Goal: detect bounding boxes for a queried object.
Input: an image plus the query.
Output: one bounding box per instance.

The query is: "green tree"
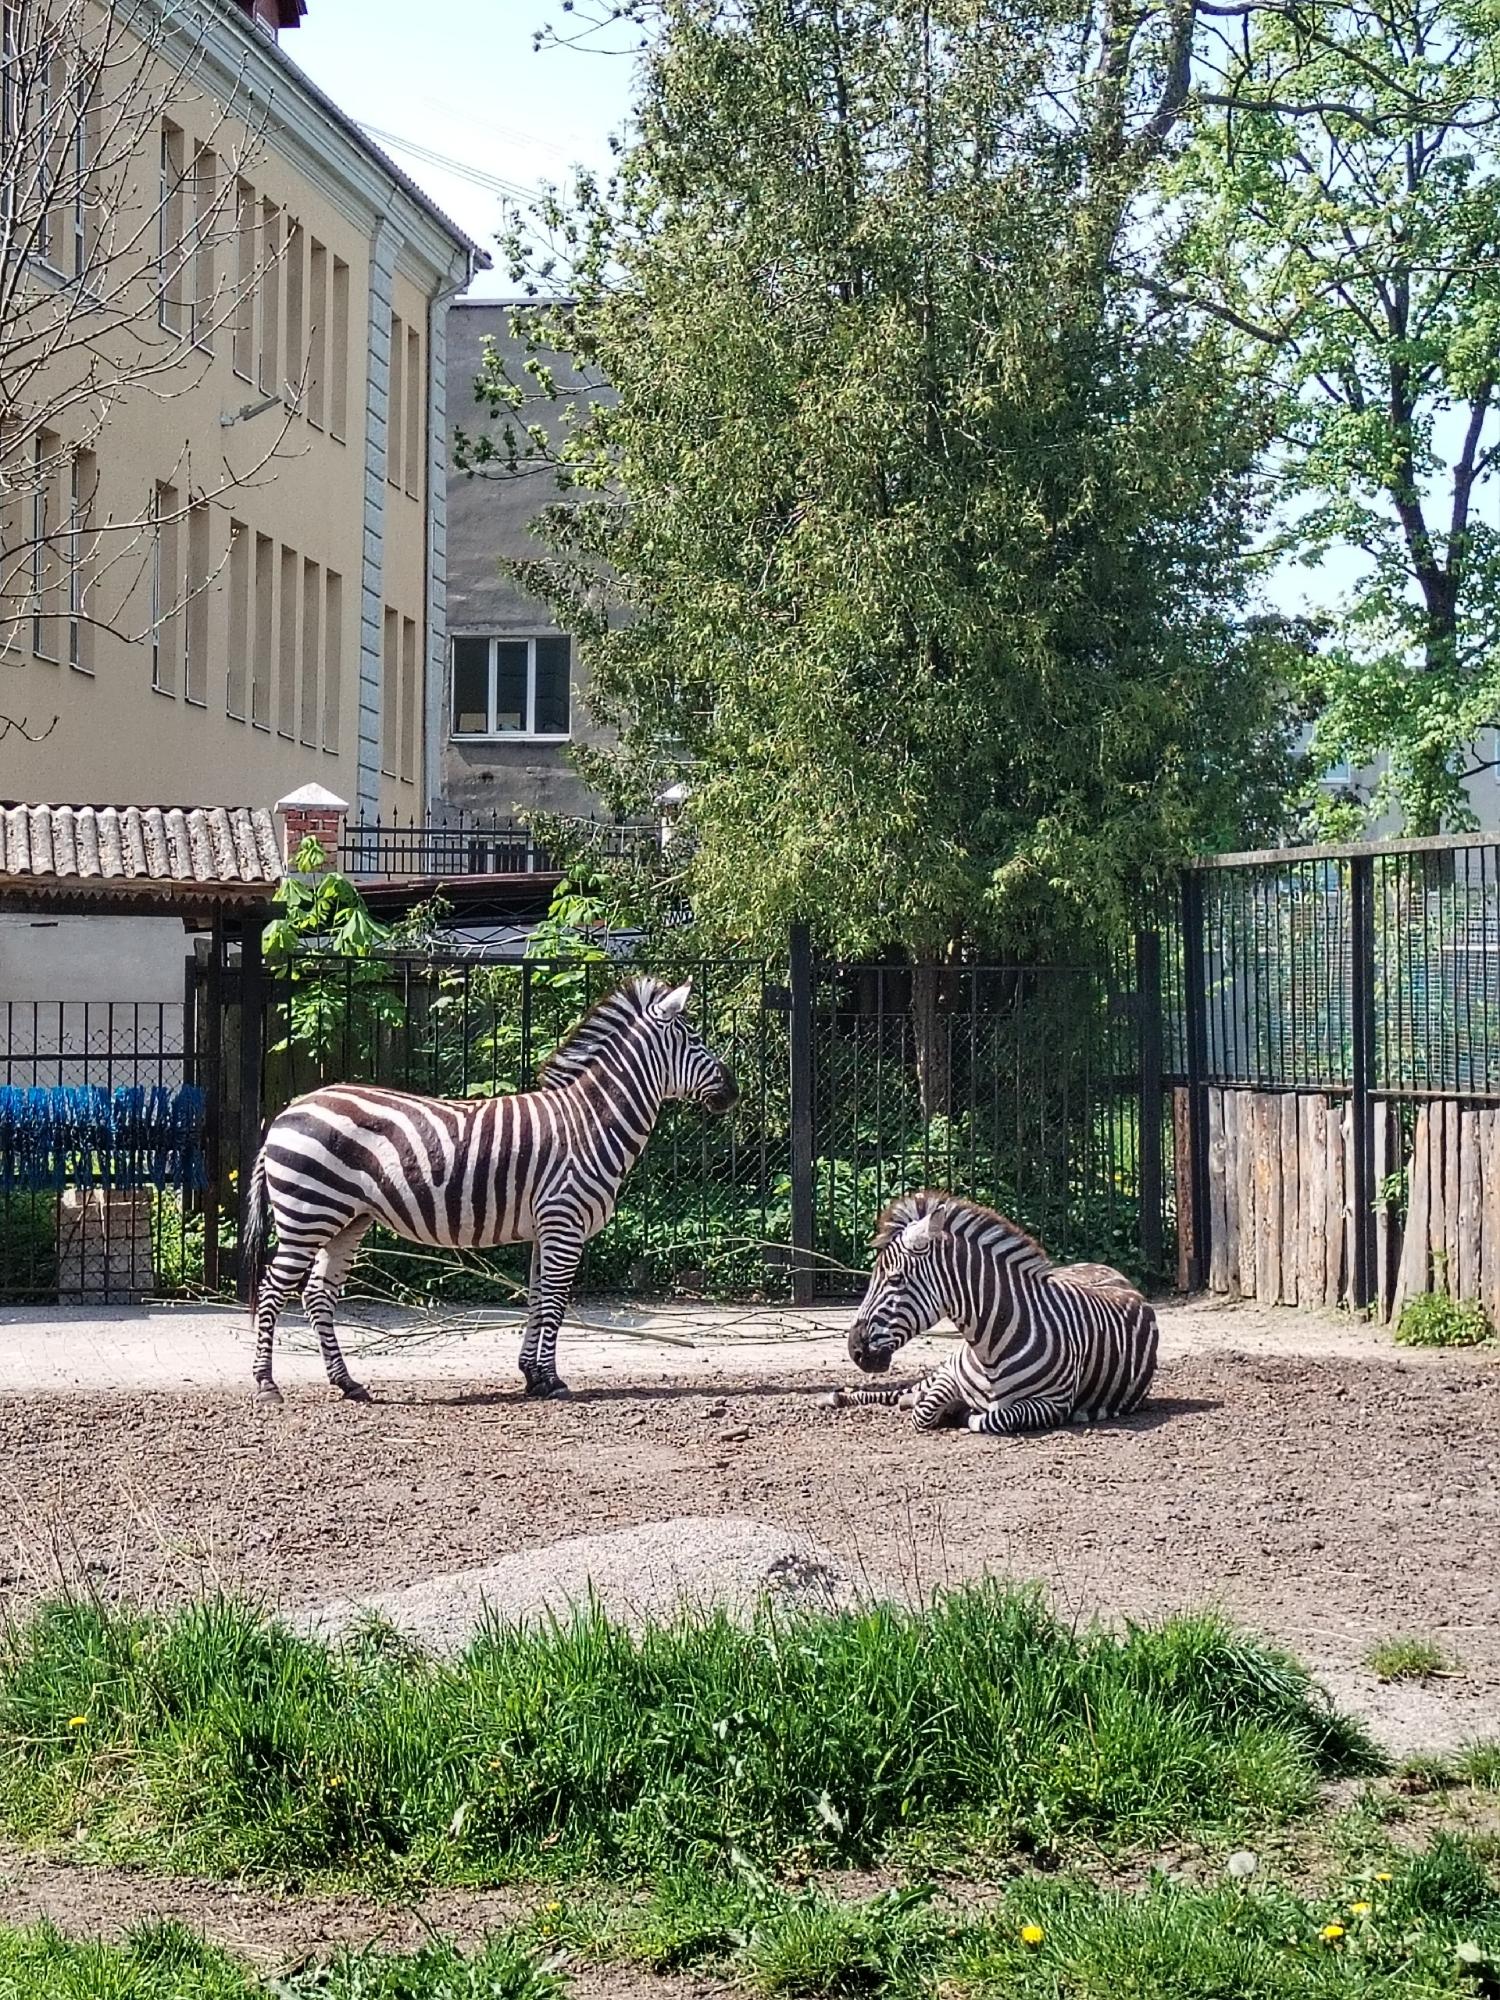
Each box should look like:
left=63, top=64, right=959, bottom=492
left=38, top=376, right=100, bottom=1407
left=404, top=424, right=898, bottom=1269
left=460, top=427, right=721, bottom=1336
left=465, top=0, right=1294, bottom=1109
left=1172, top=0, right=1500, bottom=834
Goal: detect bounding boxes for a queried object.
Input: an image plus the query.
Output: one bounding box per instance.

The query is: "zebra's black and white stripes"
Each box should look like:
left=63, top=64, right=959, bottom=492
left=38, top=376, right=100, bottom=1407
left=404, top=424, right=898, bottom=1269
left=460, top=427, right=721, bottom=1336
left=242, top=977, right=737, bottom=1403
left=833, top=1191, right=1158, bottom=1435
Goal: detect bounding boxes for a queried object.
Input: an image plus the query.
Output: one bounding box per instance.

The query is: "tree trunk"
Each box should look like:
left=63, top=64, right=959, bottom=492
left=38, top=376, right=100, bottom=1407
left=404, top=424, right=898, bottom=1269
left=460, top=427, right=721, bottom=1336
left=911, top=959, right=951, bottom=1121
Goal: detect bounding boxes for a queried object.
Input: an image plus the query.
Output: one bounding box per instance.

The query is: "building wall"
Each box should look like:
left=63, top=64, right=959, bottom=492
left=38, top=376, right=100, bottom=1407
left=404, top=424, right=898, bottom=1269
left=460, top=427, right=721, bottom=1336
left=440, top=302, right=608, bottom=820
left=0, top=0, right=474, bottom=824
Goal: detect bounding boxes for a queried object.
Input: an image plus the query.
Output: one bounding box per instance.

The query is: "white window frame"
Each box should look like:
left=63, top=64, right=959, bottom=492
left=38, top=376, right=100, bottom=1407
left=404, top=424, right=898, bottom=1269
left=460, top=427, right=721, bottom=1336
left=450, top=633, right=571, bottom=743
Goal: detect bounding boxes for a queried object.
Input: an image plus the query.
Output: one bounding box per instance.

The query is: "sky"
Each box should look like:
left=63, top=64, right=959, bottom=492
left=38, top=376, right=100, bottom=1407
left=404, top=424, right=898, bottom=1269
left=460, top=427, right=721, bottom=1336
left=287, top=0, right=639, bottom=294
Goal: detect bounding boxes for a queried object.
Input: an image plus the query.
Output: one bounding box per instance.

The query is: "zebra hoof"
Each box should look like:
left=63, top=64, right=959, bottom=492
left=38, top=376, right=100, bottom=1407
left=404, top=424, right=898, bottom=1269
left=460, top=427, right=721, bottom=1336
left=822, top=1389, right=846, bottom=1409
left=524, top=1374, right=570, bottom=1400
left=337, top=1379, right=372, bottom=1403
left=254, top=1380, right=283, bottom=1406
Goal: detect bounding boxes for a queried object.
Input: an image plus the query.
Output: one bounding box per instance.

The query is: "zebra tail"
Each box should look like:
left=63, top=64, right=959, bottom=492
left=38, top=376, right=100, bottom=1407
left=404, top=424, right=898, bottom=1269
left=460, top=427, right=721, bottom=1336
left=243, top=1147, right=271, bottom=1307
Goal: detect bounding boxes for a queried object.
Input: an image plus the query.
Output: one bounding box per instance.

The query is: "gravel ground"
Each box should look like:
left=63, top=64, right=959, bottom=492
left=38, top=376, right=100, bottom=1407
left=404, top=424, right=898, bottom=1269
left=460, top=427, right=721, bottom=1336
left=1, top=1297, right=1497, bottom=1755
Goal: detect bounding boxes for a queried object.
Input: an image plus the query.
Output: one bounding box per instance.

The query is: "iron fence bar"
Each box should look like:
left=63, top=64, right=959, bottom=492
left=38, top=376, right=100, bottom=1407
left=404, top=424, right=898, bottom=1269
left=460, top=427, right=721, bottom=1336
left=1180, top=872, right=1211, bottom=1291
left=789, top=922, right=816, bottom=1307
left=1136, top=928, right=1164, bottom=1284
left=1349, top=853, right=1377, bottom=1312
left=235, top=916, right=267, bottom=1303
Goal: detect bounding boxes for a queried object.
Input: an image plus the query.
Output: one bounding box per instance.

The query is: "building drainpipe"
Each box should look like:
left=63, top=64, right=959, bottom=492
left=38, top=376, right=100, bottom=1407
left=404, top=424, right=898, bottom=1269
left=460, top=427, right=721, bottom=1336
left=423, top=251, right=481, bottom=819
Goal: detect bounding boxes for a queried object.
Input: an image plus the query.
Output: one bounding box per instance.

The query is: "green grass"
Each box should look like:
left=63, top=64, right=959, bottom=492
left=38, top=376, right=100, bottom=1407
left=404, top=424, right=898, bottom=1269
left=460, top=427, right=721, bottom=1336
left=0, top=1586, right=1377, bottom=1884
left=1394, top=1293, right=1494, bottom=1347
left=0, top=1921, right=563, bottom=1999
left=1366, top=1635, right=1452, bottom=1682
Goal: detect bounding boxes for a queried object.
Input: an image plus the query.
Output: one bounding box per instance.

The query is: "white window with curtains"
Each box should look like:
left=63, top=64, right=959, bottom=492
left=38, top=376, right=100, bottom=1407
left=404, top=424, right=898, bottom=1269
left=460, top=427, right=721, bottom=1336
left=450, top=634, right=571, bottom=741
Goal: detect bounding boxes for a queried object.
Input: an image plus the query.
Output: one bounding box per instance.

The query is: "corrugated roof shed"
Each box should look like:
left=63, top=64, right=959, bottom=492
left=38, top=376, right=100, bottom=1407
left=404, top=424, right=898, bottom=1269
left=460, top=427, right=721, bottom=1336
left=0, top=804, right=282, bottom=898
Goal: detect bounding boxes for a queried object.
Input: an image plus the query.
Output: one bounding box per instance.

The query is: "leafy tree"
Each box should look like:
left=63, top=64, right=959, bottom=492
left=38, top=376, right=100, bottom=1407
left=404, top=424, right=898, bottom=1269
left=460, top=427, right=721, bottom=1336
left=468, top=0, right=1296, bottom=1035
left=1172, top=0, right=1500, bottom=834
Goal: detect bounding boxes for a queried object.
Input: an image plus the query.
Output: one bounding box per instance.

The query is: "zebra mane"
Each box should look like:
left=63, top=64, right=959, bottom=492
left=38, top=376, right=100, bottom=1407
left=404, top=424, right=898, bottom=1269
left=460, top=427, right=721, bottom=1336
left=537, top=976, right=675, bottom=1090
left=873, top=1190, right=1053, bottom=1272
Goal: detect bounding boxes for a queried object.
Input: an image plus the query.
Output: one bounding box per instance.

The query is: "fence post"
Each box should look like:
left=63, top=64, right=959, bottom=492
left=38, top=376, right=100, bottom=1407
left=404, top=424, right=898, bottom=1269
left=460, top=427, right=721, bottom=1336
left=788, top=921, right=816, bottom=1307
left=1349, top=852, right=1377, bottom=1312
left=234, top=913, right=268, bottom=1304
left=1180, top=871, right=1211, bottom=1291
left=1135, top=928, right=1164, bottom=1285
left=202, top=917, right=225, bottom=1292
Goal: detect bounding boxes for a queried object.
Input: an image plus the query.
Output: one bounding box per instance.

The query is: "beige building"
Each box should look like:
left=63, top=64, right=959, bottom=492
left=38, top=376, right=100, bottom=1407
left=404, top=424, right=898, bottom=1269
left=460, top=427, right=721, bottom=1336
left=0, top=0, right=484, bottom=827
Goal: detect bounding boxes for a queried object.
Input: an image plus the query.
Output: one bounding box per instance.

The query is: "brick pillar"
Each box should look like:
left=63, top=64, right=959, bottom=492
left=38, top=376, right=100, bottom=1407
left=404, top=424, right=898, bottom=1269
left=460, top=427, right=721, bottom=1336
left=274, top=786, right=349, bottom=870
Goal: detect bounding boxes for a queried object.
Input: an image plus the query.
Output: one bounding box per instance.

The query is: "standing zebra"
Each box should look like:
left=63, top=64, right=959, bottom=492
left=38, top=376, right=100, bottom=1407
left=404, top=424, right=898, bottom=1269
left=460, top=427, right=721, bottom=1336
left=830, top=1191, right=1158, bottom=1435
left=243, top=977, right=737, bottom=1404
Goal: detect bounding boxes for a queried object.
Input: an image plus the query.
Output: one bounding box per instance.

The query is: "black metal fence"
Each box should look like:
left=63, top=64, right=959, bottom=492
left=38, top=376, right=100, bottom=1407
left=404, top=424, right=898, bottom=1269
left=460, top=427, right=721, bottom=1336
left=1168, top=832, right=1500, bottom=1305
left=0, top=999, right=208, bottom=1303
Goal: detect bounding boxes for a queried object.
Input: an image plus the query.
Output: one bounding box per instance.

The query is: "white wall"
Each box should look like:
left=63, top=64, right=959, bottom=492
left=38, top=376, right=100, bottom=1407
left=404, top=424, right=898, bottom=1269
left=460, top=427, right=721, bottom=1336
left=0, top=915, right=191, bottom=1003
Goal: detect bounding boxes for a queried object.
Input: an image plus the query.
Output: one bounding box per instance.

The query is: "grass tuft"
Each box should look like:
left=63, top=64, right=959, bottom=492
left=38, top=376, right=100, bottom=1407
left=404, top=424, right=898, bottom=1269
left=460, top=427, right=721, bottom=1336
left=1365, top=1636, right=1451, bottom=1682
left=0, top=1586, right=1379, bottom=1884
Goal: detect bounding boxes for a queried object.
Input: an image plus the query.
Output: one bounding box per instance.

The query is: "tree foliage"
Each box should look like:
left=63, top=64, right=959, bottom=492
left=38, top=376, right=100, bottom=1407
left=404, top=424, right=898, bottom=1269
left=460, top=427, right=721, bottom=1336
left=466, top=0, right=1297, bottom=964
left=1172, top=0, right=1500, bottom=834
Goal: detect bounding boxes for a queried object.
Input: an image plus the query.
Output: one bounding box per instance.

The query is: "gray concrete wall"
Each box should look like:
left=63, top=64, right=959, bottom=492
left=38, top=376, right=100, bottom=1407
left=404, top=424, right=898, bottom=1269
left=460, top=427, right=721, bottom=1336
left=442, top=302, right=609, bottom=819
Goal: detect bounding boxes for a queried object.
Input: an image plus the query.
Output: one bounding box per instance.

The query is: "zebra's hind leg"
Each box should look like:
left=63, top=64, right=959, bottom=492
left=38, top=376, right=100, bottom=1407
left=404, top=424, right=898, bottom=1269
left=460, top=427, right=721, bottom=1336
left=252, top=1247, right=314, bottom=1404
left=303, top=1219, right=373, bottom=1401
left=966, top=1395, right=1074, bottom=1437
left=518, top=1225, right=584, bottom=1399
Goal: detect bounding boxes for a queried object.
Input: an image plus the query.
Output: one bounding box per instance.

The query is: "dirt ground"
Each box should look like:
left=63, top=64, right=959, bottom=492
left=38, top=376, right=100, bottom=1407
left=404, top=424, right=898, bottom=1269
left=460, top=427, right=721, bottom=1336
left=1, top=1294, right=1497, bottom=1757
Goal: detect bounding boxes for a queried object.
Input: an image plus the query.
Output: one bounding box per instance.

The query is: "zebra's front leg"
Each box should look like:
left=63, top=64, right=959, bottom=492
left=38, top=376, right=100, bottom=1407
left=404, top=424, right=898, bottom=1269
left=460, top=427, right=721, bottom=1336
left=910, top=1359, right=971, bottom=1432
left=518, top=1227, right=583, bottom=1399
left=304, top=1220, right=373, bottom=1401
left=966, top=1394, right=1074, bottom=1437
left=825, top=1375, right=931, bottom=1412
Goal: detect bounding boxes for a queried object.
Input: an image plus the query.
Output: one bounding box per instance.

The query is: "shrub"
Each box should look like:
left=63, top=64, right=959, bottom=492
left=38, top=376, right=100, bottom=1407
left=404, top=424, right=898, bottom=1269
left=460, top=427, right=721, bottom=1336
left=1394, top=1295, right=1492, bottom=1348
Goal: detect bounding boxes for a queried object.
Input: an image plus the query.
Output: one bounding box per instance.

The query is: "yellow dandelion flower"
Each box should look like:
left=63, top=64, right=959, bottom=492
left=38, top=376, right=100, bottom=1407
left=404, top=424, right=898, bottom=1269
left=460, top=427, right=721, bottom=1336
left=1320, top=1924, right=1345, bottom=1944
left=1020, top=1923, right=1045, bottom=1947
left=326, top=1774, right=344, bottom=1789
left=1351, top=1902, right=1372, bottom=1917
left=1374, top=1871, right=1392, bottom=1883
left=66, top=1715, right=88, bottom=1729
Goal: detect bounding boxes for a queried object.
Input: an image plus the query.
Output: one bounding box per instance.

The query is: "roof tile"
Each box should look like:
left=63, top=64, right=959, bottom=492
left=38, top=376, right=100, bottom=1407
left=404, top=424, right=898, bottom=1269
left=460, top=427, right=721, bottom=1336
left=0, top=804, right=283, bottom=890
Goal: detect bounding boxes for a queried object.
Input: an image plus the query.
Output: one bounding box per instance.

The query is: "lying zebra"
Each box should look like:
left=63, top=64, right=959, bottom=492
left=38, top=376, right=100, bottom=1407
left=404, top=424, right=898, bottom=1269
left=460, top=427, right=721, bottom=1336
left=829, top=1191, right=1158, bottom=1436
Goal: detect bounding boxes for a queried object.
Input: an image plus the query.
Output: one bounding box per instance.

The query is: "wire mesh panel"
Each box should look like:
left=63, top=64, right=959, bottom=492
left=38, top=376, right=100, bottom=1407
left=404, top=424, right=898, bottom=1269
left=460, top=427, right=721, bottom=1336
left=258, top=955, right=788, bottom=1301
left=808, top=960, right=1150, bottom=1294
left=1375, top=845, right=1500, bottom=1096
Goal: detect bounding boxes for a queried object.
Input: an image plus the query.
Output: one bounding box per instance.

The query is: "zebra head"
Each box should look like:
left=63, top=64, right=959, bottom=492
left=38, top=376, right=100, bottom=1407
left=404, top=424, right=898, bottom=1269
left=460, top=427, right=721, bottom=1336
left=847, top=1197, right=952, bottom=1373
left=648, top=979, right=739, bottom=1114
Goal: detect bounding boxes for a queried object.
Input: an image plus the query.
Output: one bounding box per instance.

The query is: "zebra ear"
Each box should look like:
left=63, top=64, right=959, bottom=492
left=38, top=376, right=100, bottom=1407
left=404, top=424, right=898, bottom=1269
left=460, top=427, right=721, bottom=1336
left=653, top=979, right=693, bottom=1021
left=899, top=1211, right=936, bottom=1253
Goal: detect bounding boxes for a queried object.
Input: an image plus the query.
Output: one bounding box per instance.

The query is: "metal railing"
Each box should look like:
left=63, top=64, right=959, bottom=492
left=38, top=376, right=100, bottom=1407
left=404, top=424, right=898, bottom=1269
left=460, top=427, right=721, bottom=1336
left=337, top=812, right=662, bottom=880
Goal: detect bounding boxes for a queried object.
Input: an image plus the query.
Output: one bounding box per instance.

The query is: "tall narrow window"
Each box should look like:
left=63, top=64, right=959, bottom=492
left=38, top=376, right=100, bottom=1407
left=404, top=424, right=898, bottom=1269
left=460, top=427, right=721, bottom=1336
left=399, top=615, right=418, bottom=781
left=0, top=5, right=16, bottom=229
left=380, top=606, right=399, bottom=775
left=35, top=46, right=54, bottom=263
left=152, top=481, right=180, bottom=694
left=322, top=569, right=342, bottom=751
left=405, top=326, right=421, bottom=498
left=278, top=544, right=298, bottom=736
left=329, top=257, right=350, bottom=440
left=306, top=239, right=327, bottom=428
left=191, top=145, right=216, bottom=348
left=258, top=197, right=280, bottom=397
left=71, top=71, right=91, bottom=279
left=158, top=122, right=184, bottom=333
left=226, top=519, right=249, bottom=717
left=31, top=432, right=58, bottom=662
left=185, top=496, right=209, bottom=704
left=387, top=313, right=404, bottom=490
left=252, top=531, right=273, bottom=727
left=284, top=219, right=303, bottom=404
left=300, top=558, right=320, bottom=746
left=232, top=178, right=254, bottom=379
left=67, top=450, right=93, bottom=672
